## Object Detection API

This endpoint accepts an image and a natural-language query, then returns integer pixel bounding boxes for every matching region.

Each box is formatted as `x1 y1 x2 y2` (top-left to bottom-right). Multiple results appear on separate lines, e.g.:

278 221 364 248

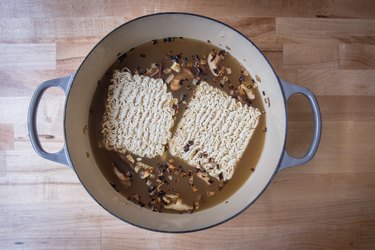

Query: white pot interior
65 13 287 232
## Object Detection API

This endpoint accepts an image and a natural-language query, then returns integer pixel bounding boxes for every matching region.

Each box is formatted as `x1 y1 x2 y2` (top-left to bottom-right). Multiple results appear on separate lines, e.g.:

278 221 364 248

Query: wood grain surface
0 1 374 249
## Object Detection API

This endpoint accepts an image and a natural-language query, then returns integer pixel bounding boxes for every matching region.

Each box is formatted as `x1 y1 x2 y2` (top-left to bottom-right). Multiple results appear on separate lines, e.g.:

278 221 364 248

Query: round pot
28 13 322 232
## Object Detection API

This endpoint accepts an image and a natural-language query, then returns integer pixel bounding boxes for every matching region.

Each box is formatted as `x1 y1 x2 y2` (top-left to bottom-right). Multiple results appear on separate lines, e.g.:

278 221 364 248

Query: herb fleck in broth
89 37 266 213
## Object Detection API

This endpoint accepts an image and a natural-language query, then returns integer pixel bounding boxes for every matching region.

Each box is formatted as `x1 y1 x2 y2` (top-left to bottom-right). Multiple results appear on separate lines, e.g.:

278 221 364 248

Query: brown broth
89 37 266 213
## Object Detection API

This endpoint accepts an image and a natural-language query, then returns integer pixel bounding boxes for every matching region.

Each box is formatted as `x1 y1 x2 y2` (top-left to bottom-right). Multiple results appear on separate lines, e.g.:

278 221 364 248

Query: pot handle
27 75 74 167
278 79 322 171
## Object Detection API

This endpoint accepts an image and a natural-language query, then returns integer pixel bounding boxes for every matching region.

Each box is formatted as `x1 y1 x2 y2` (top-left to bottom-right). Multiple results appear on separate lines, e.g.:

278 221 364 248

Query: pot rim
64 12 288 233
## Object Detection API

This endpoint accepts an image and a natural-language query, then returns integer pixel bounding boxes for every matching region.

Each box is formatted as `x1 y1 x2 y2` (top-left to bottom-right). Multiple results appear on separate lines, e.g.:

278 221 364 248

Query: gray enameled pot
28 13 322 233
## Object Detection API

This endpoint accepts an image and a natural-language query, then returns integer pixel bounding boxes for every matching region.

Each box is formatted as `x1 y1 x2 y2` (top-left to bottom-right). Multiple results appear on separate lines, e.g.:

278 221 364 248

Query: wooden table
1 1 374 249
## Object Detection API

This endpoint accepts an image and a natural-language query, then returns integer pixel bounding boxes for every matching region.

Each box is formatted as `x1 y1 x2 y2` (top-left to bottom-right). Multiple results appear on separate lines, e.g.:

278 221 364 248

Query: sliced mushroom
113 166 128 182
237 84 246 96
170 62 181 73
144 63 161 77
163 68 172 75
163 193 180 204
146 179 153 187
165 73 174 84
134 162 153 173
139 170 150 179
162 196 172 204
113 166 131 187
150 63 158 69
207 51 224 76
241 84 255 100
192 79 201 85
126 154 135 164
169 68 194 92
163 198 193 212
196 172 212 185
134 164 142 173
219 78 225 86
136 162 152 170
165 162 174 171
193 202 199 210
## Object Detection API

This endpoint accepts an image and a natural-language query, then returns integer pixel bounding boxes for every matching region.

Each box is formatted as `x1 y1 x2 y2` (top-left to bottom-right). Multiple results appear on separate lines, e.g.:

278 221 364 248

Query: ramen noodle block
169 82 261 181
101 70 176 158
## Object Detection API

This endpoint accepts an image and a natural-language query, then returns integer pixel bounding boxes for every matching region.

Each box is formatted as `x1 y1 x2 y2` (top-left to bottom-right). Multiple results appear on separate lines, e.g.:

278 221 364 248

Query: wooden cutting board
0 1 374 249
